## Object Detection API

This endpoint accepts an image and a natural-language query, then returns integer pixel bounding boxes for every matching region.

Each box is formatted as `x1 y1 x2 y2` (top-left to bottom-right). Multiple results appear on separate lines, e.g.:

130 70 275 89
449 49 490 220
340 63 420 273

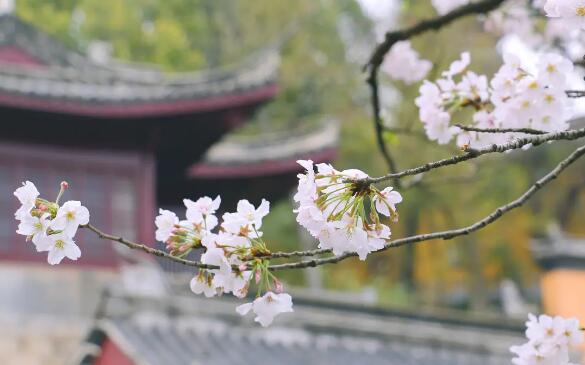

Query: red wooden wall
94 338 135 365
0 141 155 268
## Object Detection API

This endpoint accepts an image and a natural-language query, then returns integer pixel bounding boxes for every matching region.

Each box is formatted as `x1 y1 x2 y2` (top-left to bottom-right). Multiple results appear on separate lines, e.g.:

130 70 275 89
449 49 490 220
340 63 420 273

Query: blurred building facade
0 9 337 364
73 283 525 365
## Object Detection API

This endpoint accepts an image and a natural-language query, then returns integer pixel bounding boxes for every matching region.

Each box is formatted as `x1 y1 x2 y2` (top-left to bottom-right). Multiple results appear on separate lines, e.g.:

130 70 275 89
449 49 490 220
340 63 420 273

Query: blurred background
1 0 585 364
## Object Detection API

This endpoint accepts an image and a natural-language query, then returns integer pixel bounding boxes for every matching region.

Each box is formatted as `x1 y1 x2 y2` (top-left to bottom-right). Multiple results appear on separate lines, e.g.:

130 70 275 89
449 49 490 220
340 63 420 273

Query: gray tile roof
100 316 510 365
0 15 279 104
187 119 339 178
77 290 524 365
197 120 339 166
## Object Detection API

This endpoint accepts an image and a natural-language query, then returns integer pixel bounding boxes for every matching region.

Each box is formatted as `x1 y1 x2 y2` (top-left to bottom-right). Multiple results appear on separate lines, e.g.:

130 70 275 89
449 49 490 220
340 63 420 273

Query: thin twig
82 128 585 267
368 70 401 188
82 224 221 270
566 90 585 98
268 144 585 271
365 126 585 184
454 124 547 135
364 0 507 71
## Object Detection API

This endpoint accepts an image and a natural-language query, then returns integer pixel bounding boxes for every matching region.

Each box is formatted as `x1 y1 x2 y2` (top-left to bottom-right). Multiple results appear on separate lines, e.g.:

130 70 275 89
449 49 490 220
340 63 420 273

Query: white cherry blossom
444 52 471 78
424 112 458 144
382 41 432 84
511 314 584 365
200 246 231 275
547 0 585 30
14 181 39 220
190 273 217 298
185 195 220 216
16 213 52 250
536 53 574 87
50 200 90 237
41 232 82 265
373 187 403 217
222 199 270 237
236 292 294 327
184 198 219 231
155 209 179 242
213 271 251 298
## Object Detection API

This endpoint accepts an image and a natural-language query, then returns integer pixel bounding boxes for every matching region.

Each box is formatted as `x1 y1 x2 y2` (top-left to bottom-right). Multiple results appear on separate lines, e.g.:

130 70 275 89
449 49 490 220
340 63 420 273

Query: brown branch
368 71 401 188
364 0 507 72
566 90 585 98
366 126 585 184
454 124 547 135
84 223 326 269
82 224 222 271
268 143 585 271
82 127 585 267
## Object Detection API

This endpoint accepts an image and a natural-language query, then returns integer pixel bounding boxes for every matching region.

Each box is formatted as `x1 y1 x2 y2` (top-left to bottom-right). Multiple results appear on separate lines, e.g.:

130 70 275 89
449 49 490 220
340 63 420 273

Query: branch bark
366 126 585 184
454 124 547 135
82 224 222 270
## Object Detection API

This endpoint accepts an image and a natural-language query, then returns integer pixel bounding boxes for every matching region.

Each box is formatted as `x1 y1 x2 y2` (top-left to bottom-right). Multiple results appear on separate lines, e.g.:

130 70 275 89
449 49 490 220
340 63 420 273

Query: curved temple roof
0 14 280 118
75 288 524 365
189 119 339 178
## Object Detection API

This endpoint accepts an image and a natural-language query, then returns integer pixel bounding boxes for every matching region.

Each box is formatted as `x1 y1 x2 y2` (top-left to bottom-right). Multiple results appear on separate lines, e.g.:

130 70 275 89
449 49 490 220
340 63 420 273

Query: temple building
75 283 524 365
0 7 338 364
0 10 336 267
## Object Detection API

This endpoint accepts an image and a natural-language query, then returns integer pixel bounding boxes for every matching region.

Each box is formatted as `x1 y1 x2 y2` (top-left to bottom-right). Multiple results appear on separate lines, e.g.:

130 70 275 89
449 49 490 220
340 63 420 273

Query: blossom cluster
14 181 88 265
155 196 293 327
382 41 432 85
544 0 585 30
511 314 584 365
294 160 402 260
416 51 573 147
482 0 585 54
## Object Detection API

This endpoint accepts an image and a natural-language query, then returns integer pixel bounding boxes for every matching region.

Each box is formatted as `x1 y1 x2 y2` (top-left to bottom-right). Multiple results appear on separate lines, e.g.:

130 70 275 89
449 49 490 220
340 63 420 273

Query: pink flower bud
238 264 247 272
274 279 284 294
255 270 262 284
60 181 69 190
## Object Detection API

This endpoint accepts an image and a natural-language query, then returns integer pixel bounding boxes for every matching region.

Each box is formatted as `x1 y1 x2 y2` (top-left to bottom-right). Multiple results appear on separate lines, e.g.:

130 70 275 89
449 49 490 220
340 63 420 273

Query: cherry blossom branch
267 143 585 271
365 126 585 184
81 128 585 271
454 124 547 135
84 223 326 268
82 224 222 270
75 141 585 275
364 0 507 188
